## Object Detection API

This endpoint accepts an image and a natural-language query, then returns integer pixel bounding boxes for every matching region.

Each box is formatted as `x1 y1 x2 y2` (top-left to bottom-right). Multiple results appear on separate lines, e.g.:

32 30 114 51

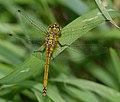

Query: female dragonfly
10 10 108 96
17 10 65 96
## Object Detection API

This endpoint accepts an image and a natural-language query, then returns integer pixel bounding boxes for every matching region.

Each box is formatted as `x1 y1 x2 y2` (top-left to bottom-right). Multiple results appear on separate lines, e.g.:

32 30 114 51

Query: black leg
58 41 69 47
34 46 46 59
51 52 54 60
34 47 46 53
33 47 46 60
34 43 46 53
58 32 62 37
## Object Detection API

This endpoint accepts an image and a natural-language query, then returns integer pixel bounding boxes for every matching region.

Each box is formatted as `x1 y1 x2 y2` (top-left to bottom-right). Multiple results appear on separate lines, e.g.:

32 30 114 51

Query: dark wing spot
9 34 13 36
18 10 21 12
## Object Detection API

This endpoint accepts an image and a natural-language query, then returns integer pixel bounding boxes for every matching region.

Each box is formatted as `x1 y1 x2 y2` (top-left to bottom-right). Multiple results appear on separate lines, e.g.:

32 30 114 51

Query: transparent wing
8 32 45 50
57 40 108 63
5 9 48 55
4 9 109 63
17 10 47 33
6 30 108 64
8 33 34 51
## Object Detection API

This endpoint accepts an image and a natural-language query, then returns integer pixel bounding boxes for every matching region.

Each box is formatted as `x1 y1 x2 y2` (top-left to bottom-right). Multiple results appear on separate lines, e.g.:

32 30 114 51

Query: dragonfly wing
58 42 108 63
4 9 49 60
6 32 45 61
17 10 47 34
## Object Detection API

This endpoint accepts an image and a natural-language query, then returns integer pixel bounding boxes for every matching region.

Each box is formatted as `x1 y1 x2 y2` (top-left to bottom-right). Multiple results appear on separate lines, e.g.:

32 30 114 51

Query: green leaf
51 78 120 102
0 55 44 84
84 29 120 40
0 64 13 79
33 89 42 102
66 86 100 102
51 8 120 58
33 84 65 102
59 0 89 15
110 48 120 84
0 98 6 102
0 40 24 66
86 62 118 89
94 0 120 29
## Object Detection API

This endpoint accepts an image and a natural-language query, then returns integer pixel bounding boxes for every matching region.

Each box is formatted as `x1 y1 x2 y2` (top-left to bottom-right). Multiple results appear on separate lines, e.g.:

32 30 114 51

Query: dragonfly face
48 23 60 34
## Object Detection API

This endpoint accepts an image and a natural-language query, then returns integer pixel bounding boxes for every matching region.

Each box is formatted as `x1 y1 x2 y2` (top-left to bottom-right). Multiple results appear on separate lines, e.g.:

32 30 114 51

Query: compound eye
48 25 53 29
57 27 60 30
51 26 54 28
56 27 60 31
57 28 59 31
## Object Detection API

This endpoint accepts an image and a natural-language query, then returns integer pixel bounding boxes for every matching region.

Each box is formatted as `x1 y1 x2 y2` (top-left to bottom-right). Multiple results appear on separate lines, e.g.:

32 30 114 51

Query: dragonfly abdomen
43 23 60 96
43 47 53 96
43 34 57 96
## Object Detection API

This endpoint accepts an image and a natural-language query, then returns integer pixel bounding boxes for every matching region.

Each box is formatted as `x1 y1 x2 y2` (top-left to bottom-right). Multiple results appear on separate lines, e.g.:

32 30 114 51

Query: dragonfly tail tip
42 87 47 96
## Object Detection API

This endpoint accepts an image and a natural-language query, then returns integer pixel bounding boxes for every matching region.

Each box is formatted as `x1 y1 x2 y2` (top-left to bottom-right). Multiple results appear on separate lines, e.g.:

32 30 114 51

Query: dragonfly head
48 23 60 34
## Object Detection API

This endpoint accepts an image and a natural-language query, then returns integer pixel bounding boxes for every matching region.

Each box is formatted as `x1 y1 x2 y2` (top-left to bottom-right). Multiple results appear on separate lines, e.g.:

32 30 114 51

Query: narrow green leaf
110 48 120 84
0 55 44 84
50 8 120 58
86 62 118 89
33 84 66 102
59 0 89 15
0 64 13 79
95 0 120 29
0 40 25 58
85 29 120 40
33 89 42 102
0 23 22 34
66 86 100 102
0 98 6 102
51 78 120 102
0 40 24 66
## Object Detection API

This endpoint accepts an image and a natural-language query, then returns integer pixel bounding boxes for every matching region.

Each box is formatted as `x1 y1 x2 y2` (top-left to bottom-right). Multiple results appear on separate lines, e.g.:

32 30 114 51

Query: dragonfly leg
33 46 46 58
58 32 62 37
34 43 46 53
50 52 54 60
34 47 46 53
58 41 70 47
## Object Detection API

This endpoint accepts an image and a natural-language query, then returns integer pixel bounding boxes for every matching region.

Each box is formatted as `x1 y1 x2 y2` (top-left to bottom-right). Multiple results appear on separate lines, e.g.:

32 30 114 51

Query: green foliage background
0 0 120 102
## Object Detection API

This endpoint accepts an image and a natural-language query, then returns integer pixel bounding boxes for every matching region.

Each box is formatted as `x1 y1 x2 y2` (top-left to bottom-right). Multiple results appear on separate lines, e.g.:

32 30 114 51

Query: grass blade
51 78 120 102
110 48 120 85
95 0 120 29
51 8 120 58
0 55 44 84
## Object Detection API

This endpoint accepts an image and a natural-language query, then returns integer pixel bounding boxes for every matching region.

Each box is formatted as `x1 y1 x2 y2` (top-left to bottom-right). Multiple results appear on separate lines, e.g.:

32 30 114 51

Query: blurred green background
0 0 120 102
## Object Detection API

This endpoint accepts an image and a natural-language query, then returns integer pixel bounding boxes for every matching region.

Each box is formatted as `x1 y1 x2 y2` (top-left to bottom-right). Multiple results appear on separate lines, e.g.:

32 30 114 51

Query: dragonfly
7 9 108 96
35 23 64 96
10 10 67 96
